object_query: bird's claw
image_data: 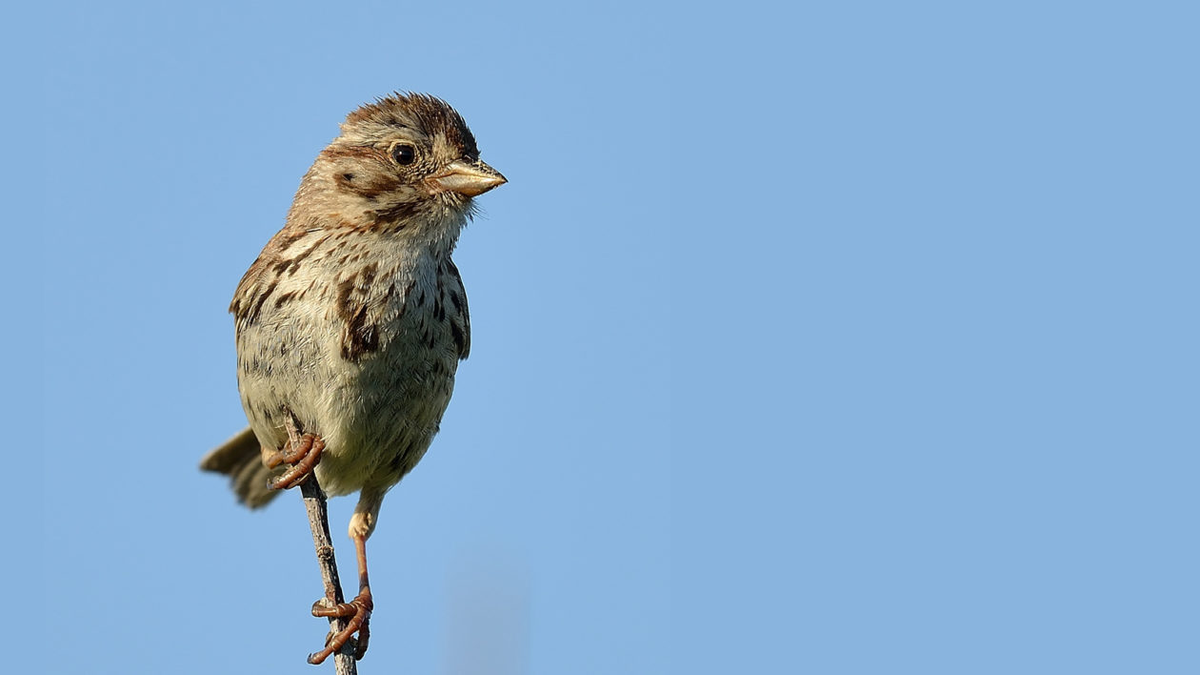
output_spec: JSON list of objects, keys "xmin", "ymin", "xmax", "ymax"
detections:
[
  {"xmin": 265, "ymin": 433, "xmax": 325, "ymax": 490},
  {"xmin": 307, "ymin": 588, "xmax": 373, "ymax": 664}
]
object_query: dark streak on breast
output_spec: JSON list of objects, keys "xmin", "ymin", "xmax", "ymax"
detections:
[
  {"xmin": 273, "ymin": 290, "xmax": 297, "ymax": 308},
  {"xmin": 449, "ymin": 320, "xmax": 467, "ymax": 358},
  {"xmin": 444, "ymin": 259, "xmax": 471, "ymax": 359},
  {"xmin": 337, "ymin": 262, "xmax": 381, "ymax": 362},
  {"xmin": 273, "ymin": 233, "xmax": 329, "ymax": 277},
  {"xmin": 244, "ymin": 279, "xmax": 278, "ymax": 325}
]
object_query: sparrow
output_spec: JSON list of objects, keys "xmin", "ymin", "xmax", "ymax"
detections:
[{"xmin": 200, "ymin": 92, "xmax": 506, "ymax": 664}]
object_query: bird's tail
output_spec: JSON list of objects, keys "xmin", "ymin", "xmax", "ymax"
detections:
[{"xmin": 200, "ymin": 427, "xmax": 282, "ymax": 508}]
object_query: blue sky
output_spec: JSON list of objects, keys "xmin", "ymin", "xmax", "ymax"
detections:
[{"xmin": 8, "ymin": 1, "xmax": 1200, "ymax": 673}]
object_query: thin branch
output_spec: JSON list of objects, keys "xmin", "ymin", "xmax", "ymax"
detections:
[{"xmin": 285, "ymin": 414, "xmax": 358, "ymax": 675}]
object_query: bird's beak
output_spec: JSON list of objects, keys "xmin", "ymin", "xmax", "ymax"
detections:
[{"xmin": 427, "ymin": 159, "xmax": 507, "ymax": 197}]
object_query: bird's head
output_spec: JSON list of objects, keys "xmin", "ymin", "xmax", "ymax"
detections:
[{"xmin": 295, "ymin": 93, "xmax": 506, "ymax": 236}]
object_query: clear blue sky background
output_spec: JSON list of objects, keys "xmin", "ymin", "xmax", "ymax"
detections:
[{"xmin": 6, "ymin": 1, "xmax": 1198, "ymax": 673}]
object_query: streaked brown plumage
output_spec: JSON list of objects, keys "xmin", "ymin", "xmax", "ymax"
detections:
[{"xmin": 201, "ymin": 93, "xmax": 505, "ymax": 663}]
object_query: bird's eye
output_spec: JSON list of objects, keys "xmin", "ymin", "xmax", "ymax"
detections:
[{"xmin": 391, "ymin": 144, "xmax": 417, "ymax": 165}]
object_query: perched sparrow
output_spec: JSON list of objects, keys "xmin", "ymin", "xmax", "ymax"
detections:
[{"xmin": 201, "ymin": 93, "xmax": 505, "ymax": 663}]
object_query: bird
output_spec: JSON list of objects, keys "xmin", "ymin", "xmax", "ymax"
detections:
[{"xmin": 200, "ymin": 92, "xmax": 506, "ymax": 664}]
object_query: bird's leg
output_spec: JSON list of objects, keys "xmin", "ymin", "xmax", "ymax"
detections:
[
  {"xmin": 307, "ymin": 490, "xmax": 382, "ymax": 664},
  {"xmin": 264, "ymin": 431, "xmax": 325, "ymax": 490},
  {"xmin": 308, "ymin": 533, "xmax": 373, "ymax": 663}
]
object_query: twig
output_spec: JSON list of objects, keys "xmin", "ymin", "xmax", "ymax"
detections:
[{"xmin": 285, "ymin": 414, "xmax": 358, "ymax": 675}]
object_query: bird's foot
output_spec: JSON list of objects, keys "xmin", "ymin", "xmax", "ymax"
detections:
[
  {"xmin": 264, "ymin": 433, "xmax": 325, "ymax": 490},
  {"xmin": 307, "ymin": 587, "xmax": 373, "ymax": 664}
]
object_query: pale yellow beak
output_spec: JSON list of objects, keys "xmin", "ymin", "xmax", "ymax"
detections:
[{"xmin": 427, "ymin": 158, "xmax": 507, "ymax": 197}]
